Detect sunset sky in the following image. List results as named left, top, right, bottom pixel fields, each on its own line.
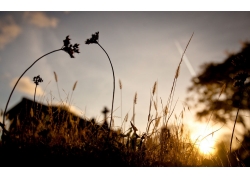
left=1, top=11, right=250, bottom=149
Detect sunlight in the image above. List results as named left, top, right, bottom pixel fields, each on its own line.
left=188, top=121, right=222, bottom=155
left=198, top=136, right=215, bottom=155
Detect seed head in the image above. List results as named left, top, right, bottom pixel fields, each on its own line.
left=53, top=71, right=58, bottom=82
left=63, top=35, right=71, bottom=47
left=152, top=81, right=157, bottom=95
left=119, top=79, right=122, bottom=89
left=134, top=92, right=137, bottom=104
left=62, top=35, right=80, bottom=58
left=85, top=31, right=99, bottom=45
left=124, top=113, right=128, bottom=122
left=164, top=105, right=168, bottom=116
left=175, top=65, right=180, bottom=79
left=33, top=75, right=43, bottom=85
left=72, top=81, right=78, bottom=91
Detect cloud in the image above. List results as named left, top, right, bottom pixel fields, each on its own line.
left=10, top=76, right=44, bottom=96
left=0, top=16, right=22, bottom=49
left=23, top=12, right=59, bottom=28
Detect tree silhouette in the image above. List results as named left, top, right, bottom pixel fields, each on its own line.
left=186, top=42, right=250, bottom=130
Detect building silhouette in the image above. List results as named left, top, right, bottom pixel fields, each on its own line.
left=5, top=97, right=112, bottom=138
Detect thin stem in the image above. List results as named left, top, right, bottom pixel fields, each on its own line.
left=120, top=88, right=122, bottom=129
left=33, top=84, right=37, bottom=137
left=230, top=107, right=240, bottom=154
left=230, top=87, right=243, bottom=154
left=133, top=100, right=135, bottom=125
left=166, top=33, right=194, bottom=118
left=34, top=85, right=37, bottom=103
left=97, top=43, right=115, bottom=130
left=56, top=81, right=63, bottom=103
left=33, top=84, right=37, bottom=118
left=2, top=49, right=62, bottom=134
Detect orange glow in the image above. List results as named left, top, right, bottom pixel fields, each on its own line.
left=188, top=120, right=221, bottom=155
left=198, top=136, right=215, bottom=155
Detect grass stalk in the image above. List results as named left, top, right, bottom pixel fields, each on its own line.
left=54, top=71, right=63, bottom=103
left=2, top=49, right=62, bottom=137
left=96, top=42, right=115, bottom=130
left=2, top=35, right=80, bottom=144
left=230, top=107, right=240, bottom=154
left=85, top=32, right=115, bottom=131
left=166, top=33, right=194, bottom=120
left=119, top=79, right=122, bottom=129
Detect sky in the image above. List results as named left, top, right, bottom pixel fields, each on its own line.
left=0, top=11, right=250, bottom=150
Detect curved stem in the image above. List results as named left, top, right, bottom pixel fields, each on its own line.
left=97, top=43, right=115, bottom=130
left=2, top=49, right=62, bottom=131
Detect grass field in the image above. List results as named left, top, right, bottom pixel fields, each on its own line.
left=0, top=34, right=247, bottom=167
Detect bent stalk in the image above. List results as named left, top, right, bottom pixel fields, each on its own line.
left=97, top=43, right=115, bottom=130
left=2, top=49, right=63, bottom=143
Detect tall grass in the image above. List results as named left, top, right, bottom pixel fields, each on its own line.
left=1, top=32, right=244, bottom=167
left=0, top=77, right=226, bottom=166
left=1, top=36, right=80, bottom=145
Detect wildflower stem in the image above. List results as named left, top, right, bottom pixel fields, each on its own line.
left=96, top=42, right=115, bottom=130
left=2, top=48, right=63, bottom=135
left=33, top=84, right=37, bottom=118
left=34, top=84, right=37, bottom=103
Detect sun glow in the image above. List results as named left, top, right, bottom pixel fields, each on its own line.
left=198, top=136, right=216, bottom=155
left=189, top=122, right=220, bottom=155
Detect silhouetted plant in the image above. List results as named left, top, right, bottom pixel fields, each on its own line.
left=69, top=81, right=78, bottom=106
left=63, top=35, right=80, bottom=58
left=85, top=31, right=115, bottom=132
left=33, top=75, right=43, bottom=103
left=119, top=79, right=123, bottom=128
left=1, top=35, right=80, bottom=143
left=53, top=71, right=63, bottom=102
left=166, top=33, right=194, bottom=126
left=132, top=92, right=137, bottom=125
left=1, top=31, right=239, bottom=167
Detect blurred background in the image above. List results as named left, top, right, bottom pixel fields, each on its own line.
left=1, top=11, right=250, bottom=155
